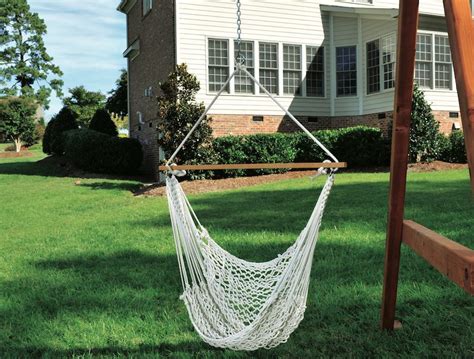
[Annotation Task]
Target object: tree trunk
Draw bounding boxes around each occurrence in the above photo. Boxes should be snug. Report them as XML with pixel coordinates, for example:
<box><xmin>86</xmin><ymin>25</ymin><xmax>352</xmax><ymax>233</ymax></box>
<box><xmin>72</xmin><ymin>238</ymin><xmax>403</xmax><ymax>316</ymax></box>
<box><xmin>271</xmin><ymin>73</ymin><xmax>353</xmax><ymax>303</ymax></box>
<box><xmin>14</xmin><ymin>138</ymin><xmax>22</xmax><ymax>153</ymax></box>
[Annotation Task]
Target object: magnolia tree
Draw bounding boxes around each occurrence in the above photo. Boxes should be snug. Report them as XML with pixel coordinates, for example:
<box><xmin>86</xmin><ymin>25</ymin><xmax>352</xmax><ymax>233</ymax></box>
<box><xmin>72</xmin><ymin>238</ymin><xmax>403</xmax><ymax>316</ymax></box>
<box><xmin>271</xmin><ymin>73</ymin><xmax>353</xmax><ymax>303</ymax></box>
<box><xmin>0</xmin><ymin>97</ymin><xmax>37</xmax><ymax>152</ymax></box>
<box><xmin>157</xmin><ymin>64</ymin><xmax>215</xmax><ymax>168</ymax></box>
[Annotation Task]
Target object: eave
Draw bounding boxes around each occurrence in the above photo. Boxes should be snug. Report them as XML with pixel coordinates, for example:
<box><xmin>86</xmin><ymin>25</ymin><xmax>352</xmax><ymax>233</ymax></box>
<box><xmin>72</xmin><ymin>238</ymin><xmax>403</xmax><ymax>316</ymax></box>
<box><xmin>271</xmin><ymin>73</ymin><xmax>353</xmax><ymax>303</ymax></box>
<box><xmin>117</xmin><ymin>0</ymin><xmax>137</xmax><ymax>14</ymax></box>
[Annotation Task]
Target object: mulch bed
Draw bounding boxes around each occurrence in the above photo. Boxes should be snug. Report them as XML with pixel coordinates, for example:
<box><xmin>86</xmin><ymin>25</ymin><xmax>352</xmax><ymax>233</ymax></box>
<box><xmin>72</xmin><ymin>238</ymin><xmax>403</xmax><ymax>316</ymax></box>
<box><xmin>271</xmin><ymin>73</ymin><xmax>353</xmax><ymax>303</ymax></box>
<box><xmin>136</xmin><ymin>161</ymin><xmax>469</xmax><ymax>197</ymax></box>
<box><xmin>0</xmin><ymin>151</ymin><xmax>33</xmax><ymax>159</ymax></box>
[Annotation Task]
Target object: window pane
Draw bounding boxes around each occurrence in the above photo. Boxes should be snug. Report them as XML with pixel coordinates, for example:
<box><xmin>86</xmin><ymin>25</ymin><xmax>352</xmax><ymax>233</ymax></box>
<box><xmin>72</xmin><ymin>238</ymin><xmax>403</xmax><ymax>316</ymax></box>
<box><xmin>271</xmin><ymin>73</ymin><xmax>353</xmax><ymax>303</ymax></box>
<box><xmin>208</xmin><ymin>39</ymin><xmax>229</xmax><ymax>92</ymax></box>
<box><xmin>235</xmin><ymin>69</ymin><xmax>254</xmax><ymax>94</ymax></box>
<box><xmin>435</xmin><ymin>63</ymin><xmax>452</xmax><ymax>89</ymax></box>
<box><xmin>415</xmin><ymin>62</ymin><xmax>432</xmax><ymax>88</ymax></box>
<box><xmin>283</xmin><ymin>71</ymin><xmax>301</xmax><ymax>95</ymax></box>
<box><xmin>416</xmin><ymin>33</ymin><xmax>432</xmax><ymax>61</ymax></box>
<box><xmin>336</xmin><ymin>46</ymin><xmax>357</xmax><ymax>96</ymax></box>
<box><xmin>260</xmin><ymin>69</ymin><xmax>278</xmax><ymax>94</ymax></box>
<box><xmin>259</xmin><ymin>43</ymin><xmax>278</xmax><ymax>94</ymax></box>
<box><xmin>435</xmin><ymin>35</ymin><xmax>451</xmax><ymax>63</ymax></box>
<box><xmin>306</xmin><ymin>46</ymin><xmax>324</xmax><ymax>97</ymax></box>
<box><xmin>283</xmin><ymin>44</ymin><xmax>301</xmax><ymax>95</ymax></box>
<box><xmin>234</xmin><ymin>41</ymin><xmax>254</xmax><ymax>94</ymax></box>
<box><xmin>367</xmin><ymin>40</ymin><xmax>380</xmax><ymax>94</ymax></box>
<box><xmin>208</xmin><ymin>39</ymin><xmax>228</xmax><ymax>66</ymax></box>
<box><xmin>208</xmin><ymin>67</ymin><xmax>229</xmax><ymax>92</ymax></box>
<box><xmin>382</xmin><ymin>34</ymin><xmax>396</xmax><ymax>89</ymax></box>
<box><xmin>259</xmin><ymin>43</ymin><xmax>278</xmax><ymax>69</ymax></box>
<box><xmin>234</xmin><ymin>40</ymin><xmax>254</xmax><ymax>68</ymax></box>
<box><xmin>283</xmin><ymin>44</ymin><xmax>301</xmax><ymax>71</ymax></box>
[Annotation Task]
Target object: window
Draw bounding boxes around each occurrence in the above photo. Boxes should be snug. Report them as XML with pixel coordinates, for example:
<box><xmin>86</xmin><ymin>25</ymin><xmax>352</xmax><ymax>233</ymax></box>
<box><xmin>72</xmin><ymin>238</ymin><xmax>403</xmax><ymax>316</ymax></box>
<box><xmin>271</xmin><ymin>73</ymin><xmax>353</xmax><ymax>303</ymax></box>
<box><xmin>367</xmin><ymin>40</ymin><xmax>380</xmax><ymax>94</ymax></box>
<box><xmin>283</xmin><ymin>44</ymin><xmax>302</xmax><ymax>95</ymax></box>
<box><xmin>306</xmin><ymin>46</ymin><xmax>325</xmax><ymax>97</ymax></box>
<box><xmin>382</xmin><ymin>34</ymin><xmax>396</xmax><ymax>89</ymax></box>
<box><xmin>435</xmin><ymin>35</ymin><xmax>452</xmax><ymax>90</ymax></box>
<box><xmin>259</xmin><ymin>42</ymin><xmax>278</xmax><ymax>94</ymax></box>
<box><xmin>415</xmin><ymin>33</ymin><xmax>453</xmax><ymax>90</ymax></box>
<box><xmin>415</xmin><ymin>33</ymin><xmax>432</xmax><ymax>88</ymax></box>
<box><xmin>208</xmin><ymin>39</ymin><xmax>229</xmax><ymax>92</ymax></box>
<box><xmin>336</xmin><ymin>46</ymin><xmax>357</xmax><ymax>97</ymax></box>
<box><xmin>234</xmin><ymin>41</ymin><xmax>254</xmax><ymax>94</ymax></box>
<box><xmin>143</xmin><ymin>0</ymin><xmax>152</xmax><ymax>16</ymax></box>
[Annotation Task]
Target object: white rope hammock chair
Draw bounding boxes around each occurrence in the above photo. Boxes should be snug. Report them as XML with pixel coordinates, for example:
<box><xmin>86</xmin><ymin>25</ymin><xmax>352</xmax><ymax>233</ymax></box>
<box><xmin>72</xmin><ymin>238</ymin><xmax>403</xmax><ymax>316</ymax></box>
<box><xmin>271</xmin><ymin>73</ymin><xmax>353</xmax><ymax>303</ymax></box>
<box><xmin>162</xmin><ymin>1</ymin><xmax>342</xmax><ymax>350</ymax></box>
<box><xmin>163</xmin><ymin>63</ymin><xmax>341</xmax><ymax>351</ymax></box>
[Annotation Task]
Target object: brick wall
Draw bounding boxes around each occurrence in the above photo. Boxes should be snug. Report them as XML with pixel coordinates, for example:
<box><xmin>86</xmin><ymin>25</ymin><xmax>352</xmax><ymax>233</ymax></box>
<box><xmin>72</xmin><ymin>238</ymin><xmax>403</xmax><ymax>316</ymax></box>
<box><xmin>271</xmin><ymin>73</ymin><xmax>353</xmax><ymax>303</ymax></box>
<box><xmin>210</xmin><ymin>113</ymin><xmax>394</xmax><ymax>137</ymax></box>
<box><xmin>126</xmin><ymin>0</ymin><xmax>175</xmax><ymax>180</ymax></box>
<box><xmin>209</xmin><ymin>110</ymin><xmax>461</xmax><ymax>138</ymax></box>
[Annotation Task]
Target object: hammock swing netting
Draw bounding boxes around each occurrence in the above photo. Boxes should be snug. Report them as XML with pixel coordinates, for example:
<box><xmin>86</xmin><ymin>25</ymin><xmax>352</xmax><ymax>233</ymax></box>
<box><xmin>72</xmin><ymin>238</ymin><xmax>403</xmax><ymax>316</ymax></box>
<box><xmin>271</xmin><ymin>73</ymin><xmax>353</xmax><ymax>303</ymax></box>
<box><xmin>163</xmin><ymin>0</ymin><xmax>343</xmax><ymax>351</ymax></box>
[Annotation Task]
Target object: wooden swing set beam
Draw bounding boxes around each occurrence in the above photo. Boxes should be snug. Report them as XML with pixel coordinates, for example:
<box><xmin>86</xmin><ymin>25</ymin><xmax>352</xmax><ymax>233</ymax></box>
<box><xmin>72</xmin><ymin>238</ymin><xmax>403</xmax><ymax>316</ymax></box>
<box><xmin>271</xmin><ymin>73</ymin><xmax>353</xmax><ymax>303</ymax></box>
<box><xmin>382</xmin><ymin>0</ymin><xmax>474</xmax><ymax>330</ymax></box>
<box><xmin>159</xmin><ymin>162</ymin><xmax>347</xmax><ymax>171</ymax></box>
<box><xmin>402</xmin><ymin>220</ymin><xmax>474</xmax><ymax>295</ymax></box>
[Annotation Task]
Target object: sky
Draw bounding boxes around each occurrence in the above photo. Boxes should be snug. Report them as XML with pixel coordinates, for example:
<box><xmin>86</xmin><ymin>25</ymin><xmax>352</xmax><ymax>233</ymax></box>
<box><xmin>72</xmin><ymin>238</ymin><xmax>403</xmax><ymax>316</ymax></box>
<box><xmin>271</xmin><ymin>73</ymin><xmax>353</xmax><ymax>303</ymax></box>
<box><xmin>28</xmin><ymin>0</ymin><xmax>127</xmax><ymax>120</ymax></box>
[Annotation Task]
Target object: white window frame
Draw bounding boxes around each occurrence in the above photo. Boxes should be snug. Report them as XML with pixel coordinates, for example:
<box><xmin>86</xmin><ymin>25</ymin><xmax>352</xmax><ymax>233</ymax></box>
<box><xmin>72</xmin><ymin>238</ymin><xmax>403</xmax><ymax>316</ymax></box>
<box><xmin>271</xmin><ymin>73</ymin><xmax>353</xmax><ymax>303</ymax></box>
<box><xmin>283</xmin><ymin>44</ymin><xmax>303</xmax><ymax>96</ymax></box>
<box><xmin>259</xmin><ymin>42</ymin><xmax>279</xmax><ymax>95</ymax></box>
<box><xmin>207</xmin><ymin>38</ymin><xmax>230</xmax><ymax>93</ymax></box>
<box><xmin>234</xmin><ymin>40</ymin><xmax>255</xmax><ymax>94</ymax></box>
<box><xmin>306</xmin><ymin>45</ymin><xmax>326</xmax><ymax>98</ymax></box>
<box><xmin>204</xmin><ymin>37</ymin><xmax>327</xmax><ymax>99</ymax></box>
<box><xmin>415</xmin><ymin>30</ymin><xmax>455</xmax><ymax>92</ymax></box>
<box><xmin>365</xmin><ymin>33</ymin><xmax>397</xmax><ymax>96</ymax></box>
<box><xmin>336</xmin><ymin>45</ymin><xmax>358</xmax><ymax>97</ymax></box>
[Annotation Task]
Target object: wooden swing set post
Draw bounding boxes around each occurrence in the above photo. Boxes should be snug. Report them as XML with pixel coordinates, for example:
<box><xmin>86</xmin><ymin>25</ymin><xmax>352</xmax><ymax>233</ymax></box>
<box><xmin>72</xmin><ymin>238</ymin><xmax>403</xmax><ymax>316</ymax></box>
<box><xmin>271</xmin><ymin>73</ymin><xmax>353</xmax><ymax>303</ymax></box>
<box><xmin>382</xmin><ymin>0</ymin><xmax>474</xmax><ymax>330</ymax></box>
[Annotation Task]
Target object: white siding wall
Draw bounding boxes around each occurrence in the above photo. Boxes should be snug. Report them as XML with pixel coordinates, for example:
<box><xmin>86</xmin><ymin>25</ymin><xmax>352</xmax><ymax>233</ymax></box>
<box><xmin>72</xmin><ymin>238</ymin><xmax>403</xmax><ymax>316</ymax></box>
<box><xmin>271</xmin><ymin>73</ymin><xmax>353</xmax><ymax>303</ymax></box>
<box><xmin>340</xmin><ymin>0</ymin><xmax>446</xmax><ymax>15</ymax></box>
<box><xmin>177</xmin><ymin>0</ymin><xmax>331</xmax><ymax>116</ymax></box>
<box><xmin>177</xmin><ymin>0</ymin><xmax>459</xmax><ymax>118</ymax></box>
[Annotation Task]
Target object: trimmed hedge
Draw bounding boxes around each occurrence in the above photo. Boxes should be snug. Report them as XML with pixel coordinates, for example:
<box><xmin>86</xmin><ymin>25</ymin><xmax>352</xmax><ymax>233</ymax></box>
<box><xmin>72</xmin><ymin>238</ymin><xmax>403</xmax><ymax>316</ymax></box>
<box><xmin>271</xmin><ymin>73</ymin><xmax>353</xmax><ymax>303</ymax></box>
<box><xmin>43</xmin><ymin>107</ymin><xmax>78</xmax><ymax>155</ymax></box>
<box><xmin>213</xmin><ymin>126</ymin><xmax>390</xmax><ymax>178</ymax></box>
<box><xmin>213</xmin><ymin>133</ymin><xmax>299</xmax><ymax>177</ymax></box>
<box><xmin>63</xmin><ymin>129</ymin><xmax>143</xmax><ymax>175</ymax></box>
<box><xmin>439</xmin><ymin>131</ymin><xmax>467</xmax><ymax>164</ymax></box>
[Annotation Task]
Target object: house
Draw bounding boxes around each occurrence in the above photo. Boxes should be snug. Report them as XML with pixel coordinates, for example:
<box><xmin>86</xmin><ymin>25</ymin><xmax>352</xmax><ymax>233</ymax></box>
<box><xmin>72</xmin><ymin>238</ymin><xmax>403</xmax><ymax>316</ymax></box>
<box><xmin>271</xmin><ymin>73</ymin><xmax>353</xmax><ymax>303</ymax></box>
<box><xmin>117</xmin><ymin>0</ymin><xmax>471</xmax><ymax>179</ymax></box>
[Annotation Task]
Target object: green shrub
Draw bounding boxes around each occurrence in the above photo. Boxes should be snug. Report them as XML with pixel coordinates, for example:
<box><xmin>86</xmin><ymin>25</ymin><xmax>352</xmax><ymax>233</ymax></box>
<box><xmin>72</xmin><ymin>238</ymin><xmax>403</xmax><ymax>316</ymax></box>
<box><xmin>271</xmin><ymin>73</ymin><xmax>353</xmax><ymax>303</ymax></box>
<box><xmin>439</xmin><ymin>131</ymin><xmax>467</xmax><ymax>164</ymax></box>
<box><xmin>64</xmin><ymin>129</ymin><xmax>143</xmax><ymax>174</ymax></box>
<box><xmin>293</xmin><ymin>126</ymin><xmax>389</xmax><ymax>166</ymax></box>
<box><xmin>409</xmin><ymin>85</ymin><xmax>442</xmax><ymax>162</ymax></box>
<box><xmin>89</xmin><ymin>108</ymin><xmax>118</xmax><ymax>136</ymax></box>
<box><xmin>448</xmin><ymin>131</ymin><xmax>467</xmax><ymax>163</ymax></box>
<box><xmin>214</xmin><ymin>133</ymin><xmax>298</xmax><ymax>177</ymax></box>
<box><xmin>43</xmin><ymin>107</ymin><xmax>78</xmax><ymax>155</ymax></box>
<box><xmin>212</xmin><ymin>126</ymin><xmax>390</xmax><ymax>178</ymax></box>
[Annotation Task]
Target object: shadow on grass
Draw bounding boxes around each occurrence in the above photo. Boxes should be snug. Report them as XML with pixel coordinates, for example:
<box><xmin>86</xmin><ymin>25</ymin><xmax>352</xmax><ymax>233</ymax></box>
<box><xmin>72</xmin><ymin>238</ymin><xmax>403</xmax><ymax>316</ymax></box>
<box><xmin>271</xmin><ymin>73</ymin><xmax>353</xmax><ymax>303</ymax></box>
<box><xmin>0</xmin><ymin>156</ymin><xmax>151</xmax><ymax>182</ymax></box>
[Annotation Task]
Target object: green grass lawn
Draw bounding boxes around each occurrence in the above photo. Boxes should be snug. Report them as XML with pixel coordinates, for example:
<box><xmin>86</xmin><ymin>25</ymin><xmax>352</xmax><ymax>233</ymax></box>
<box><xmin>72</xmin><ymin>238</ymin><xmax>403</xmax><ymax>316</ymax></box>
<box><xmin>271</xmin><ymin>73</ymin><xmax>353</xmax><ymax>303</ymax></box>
<box><xmin>0</xmin><ymin>151</ymin><xmax>473</xmax><ymax>358</ymax></box>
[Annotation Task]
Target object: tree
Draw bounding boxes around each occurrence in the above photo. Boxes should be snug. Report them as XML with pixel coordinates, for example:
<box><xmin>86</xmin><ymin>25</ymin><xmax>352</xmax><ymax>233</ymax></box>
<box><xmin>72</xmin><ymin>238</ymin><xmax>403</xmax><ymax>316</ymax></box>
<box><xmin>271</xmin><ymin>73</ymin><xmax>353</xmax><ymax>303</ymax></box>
<box><xmin>0</xmin><ymin>0</ymin><xmax>63</xmax><ymax>108</ymax></box>
<box><xmin>42</xmin><ymin>106</ymin><xmax>78</xmax><ymax>155</ymax></box>
<box><xmin>0</xmin><ymin>97</ymin><xmax>37</xmax><ymax>152</ymax></box>
<box><xmin>409</xmin><ymin>84</ymin><xmax>443</xmax><ymax>162</ymax></box>
<box><xmin>157</xmin><ymin>64</ymin><xmax>215</xmax><ymax>174</ymax></box>
<box><xmin>89</xmin><ymin>108</ymin><xmax>118</xmax><ymax>136</ymax></box>
<box><xmin>106</xmin><ymin>69</ymin><xmax>128</xmax><ymax>119</ymax></box>
<box><xmin>63</xmin><ymin>86</ymin><xmax>106</xmax><ymax>127</ymax></box>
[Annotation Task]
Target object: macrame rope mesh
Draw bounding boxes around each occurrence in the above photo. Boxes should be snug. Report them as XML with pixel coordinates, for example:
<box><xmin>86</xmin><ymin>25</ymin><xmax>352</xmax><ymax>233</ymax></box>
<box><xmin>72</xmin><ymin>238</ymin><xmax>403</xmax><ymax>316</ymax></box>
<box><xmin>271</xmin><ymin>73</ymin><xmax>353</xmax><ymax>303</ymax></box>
<box><xmin>166</xmin><ymin>173</ymin><xmax>335</xmax><ymax>351</ymax></box>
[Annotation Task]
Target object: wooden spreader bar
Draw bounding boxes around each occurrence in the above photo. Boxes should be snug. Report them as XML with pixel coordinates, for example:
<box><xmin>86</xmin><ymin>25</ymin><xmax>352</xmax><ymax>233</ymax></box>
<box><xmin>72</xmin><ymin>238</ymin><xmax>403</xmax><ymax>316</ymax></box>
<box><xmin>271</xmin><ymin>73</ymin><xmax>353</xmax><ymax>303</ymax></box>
<box><xmin>402</xmin><ymin>220</ymin><xmax>474</xmax><ymax>295</ymax></box>
<box><xmin>159</xmin><ymin>162</ymin><xmax>347</xmax><ymax>171</ymax></box>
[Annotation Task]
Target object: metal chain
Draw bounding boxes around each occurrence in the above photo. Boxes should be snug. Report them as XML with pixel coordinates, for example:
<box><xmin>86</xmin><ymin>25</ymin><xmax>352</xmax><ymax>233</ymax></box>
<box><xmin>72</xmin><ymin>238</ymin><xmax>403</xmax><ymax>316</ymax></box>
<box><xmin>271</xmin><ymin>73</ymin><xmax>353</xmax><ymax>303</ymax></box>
<box><xmin>236</xmin><ymin>0</ymin><xmax>245</xmax><ymax>65</ymax></box>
